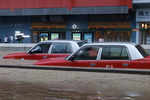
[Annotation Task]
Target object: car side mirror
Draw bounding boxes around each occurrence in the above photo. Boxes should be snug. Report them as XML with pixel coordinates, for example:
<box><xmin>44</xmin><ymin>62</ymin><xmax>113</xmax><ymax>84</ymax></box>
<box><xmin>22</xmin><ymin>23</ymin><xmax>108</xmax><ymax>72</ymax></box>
<box><xmin>68</xmin><ymin>56</ymin><xmax>75</xmax><ymax>62</ymax></box>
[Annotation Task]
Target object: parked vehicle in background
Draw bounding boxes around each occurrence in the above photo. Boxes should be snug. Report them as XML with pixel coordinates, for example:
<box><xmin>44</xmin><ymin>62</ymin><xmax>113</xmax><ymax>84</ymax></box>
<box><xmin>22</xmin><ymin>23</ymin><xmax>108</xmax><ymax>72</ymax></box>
<box><xmin>3</xmin><ymin>40</ymin><xmax>87</xmax><ymax>60</ymax></box>
<box><xmin>35</xmin><ymin>42</ymin><xmax>150</xmax><ymax>69</ymax></box>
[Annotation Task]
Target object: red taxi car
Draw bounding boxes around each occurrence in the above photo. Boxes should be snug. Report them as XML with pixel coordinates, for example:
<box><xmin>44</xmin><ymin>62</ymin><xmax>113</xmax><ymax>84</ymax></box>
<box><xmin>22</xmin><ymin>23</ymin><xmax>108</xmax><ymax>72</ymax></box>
<box><xmin>3</xmin><ymin>40</ymin><xmax>86</xmax><ymax>60</ymax></box>
<box><xmin>35</xmin><ymin>43</ymin><xmax>150</xmax><ymax>69</ymax></box>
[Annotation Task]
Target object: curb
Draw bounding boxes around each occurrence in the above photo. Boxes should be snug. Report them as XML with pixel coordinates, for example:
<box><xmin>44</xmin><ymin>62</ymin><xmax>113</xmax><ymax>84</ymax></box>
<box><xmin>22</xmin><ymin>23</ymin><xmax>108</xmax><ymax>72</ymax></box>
<box><xmin>0</xmin><ymin>65</ymin><xmax>150</xmax><ymax>75</ymax></box>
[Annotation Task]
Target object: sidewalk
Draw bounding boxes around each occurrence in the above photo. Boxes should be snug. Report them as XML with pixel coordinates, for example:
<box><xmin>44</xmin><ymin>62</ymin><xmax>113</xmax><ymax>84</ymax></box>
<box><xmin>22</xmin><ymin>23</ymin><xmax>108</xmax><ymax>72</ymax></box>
<box><xmin>0</xmin><ymin>43</ymin><xmax>35</xmax><ymax>51</ymax></box>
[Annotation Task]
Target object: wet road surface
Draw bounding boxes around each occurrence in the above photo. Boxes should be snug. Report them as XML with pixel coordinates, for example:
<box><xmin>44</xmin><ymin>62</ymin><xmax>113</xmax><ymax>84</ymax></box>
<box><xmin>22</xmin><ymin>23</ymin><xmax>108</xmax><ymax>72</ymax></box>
<box><xmin>0</xmin><ymin>50</ymin><xmax>150</xmax><ymax>100</ymax></box>
<box><xmin>0</xmin><ymin>68</ymin><xmax>150</xmax><ymax>100</ymax></box>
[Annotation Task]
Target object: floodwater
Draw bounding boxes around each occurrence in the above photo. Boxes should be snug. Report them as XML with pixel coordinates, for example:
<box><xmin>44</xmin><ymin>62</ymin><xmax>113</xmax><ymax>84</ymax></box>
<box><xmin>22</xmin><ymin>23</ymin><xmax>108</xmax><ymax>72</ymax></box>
<box><xmin>0</xmin><ymin>68</ymin><xmax>150</xmax><ymax>100</ymax></box>
<box><xmin>0</xmin><ymin>50</ymin><xmax>150</xmax><ymax>100</ymax></box>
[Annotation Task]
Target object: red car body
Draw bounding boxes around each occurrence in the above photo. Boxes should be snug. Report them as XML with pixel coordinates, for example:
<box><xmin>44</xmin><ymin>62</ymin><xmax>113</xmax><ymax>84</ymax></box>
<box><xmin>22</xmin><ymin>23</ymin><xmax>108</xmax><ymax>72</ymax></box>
<box><xmin>34</xmin><ymin>43</ymin><xmax>150</xmax><ymax>69</ymax></box>
<box><xmin>3</xmin><ymin>52</ymin><xmax>69</xmax><ymax>60</ymax></box>
<box><xmin>35</xmin><ymin>58</ymin><xmax>150</xmax><ymax>69</ymax></box>
<box><xmin>3</xmin><ymin>40</ymin><xmax>85</xmax><ymax>60</ymax></box>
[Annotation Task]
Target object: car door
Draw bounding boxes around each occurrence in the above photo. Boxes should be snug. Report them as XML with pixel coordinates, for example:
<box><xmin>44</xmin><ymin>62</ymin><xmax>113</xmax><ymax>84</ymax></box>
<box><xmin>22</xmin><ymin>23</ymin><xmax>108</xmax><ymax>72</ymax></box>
<box><xmin>26</xmin><ymin>43</ymin><xmax>51</xmax><ymax>60</ymax></box>
<box><xmin>67</xmin><ymin>46</ymin><xmax>102</xmax><ymax>67</ymax></box>
<box><xmin>48</xmin><ymin>43</ymin><xmax>73</xmax><ymax>58</ymax></box>
<box><xmin>97</xmin><ymin>46</ymin><xmax>131</xmax><ymax>68</ymax></box>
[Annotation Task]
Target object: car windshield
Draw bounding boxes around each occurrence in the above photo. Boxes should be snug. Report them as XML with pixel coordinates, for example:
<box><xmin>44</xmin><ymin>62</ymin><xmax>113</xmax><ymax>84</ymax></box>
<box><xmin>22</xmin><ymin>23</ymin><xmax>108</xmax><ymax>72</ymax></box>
<box><xmin>135</xmin><ymin>45</ymin><xmax>149</xmax><ymax>57</ymax></box>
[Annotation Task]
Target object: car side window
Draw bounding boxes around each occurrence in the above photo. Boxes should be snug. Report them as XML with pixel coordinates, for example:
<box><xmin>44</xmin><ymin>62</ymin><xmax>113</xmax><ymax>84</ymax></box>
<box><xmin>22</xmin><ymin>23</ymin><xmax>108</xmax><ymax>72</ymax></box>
<box><xmin>72</xmin><ymin>46</ymin><xmax>99</xmax><ymax>60</ymax></box>
<box><xmin>51</xmin><ymin>43</ymin><xmax>72</xmax><ymax>54</ymax></box>
<box><xmin>40</xmin><ymin>44</ymin><xmax>51</xmax><ymax>53</ymax></box>
<box><xmin>30</xmin><ymin>44</ymin><xmax>51</xmax><ymax>54</ymax></box>
<box><xmin>101</xmin><ymin>46</ymin><xmax>129</xmax><ymax>60</ymax></box>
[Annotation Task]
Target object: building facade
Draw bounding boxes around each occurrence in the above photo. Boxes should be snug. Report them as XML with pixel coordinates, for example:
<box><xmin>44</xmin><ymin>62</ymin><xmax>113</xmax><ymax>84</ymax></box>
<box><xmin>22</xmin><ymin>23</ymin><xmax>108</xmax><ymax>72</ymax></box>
<box><xmin>133</xmin><ymin>0</ymin><xmax>150</xmax><ymax>44</ymax></box>
<box><xmin>0</xmin><ymin>0</ymin><xmax>133</xmax><ymax>43</ymax></box>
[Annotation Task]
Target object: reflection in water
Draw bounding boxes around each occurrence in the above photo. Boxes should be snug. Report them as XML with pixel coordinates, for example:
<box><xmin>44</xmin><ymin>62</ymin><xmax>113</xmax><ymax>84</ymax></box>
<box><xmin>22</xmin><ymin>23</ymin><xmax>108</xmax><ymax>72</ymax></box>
<box><xmin>125</xmin><ymin>92</ymin><xmax>141</xmax><ymax>97</ymax></box>
<box><xmin>122</xmin><ymin>97</ymin><xmax>134</xmax><ymax>100</ymax></box>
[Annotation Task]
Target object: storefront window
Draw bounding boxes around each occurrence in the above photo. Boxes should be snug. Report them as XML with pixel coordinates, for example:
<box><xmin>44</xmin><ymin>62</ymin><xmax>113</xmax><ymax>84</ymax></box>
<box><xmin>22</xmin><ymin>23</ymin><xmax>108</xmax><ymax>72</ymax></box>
<box><xmin>51</xmin><ymin>33</ymin><xmax>59</xmax><ymax>40</ymax></box>
<box><xmin>141</xmin><ymin>30</ymin><xmax>150</xmax><ymax>44</ymax></box>
<box><xmin>84</xmin><ymin>33</ymin><xmax>93</xmax><ymax>43</ymax></box>
<box><xmin>140</xmin><ymin>23</ymin><xmax>150</xmax><ymax>44</ymax></box>
<box><xmin>103</xmin><ymin>31</ymin><xmax>131</xmax><ymax>42</ymax></box>
<box><xmin>72</xmin><ymin>33</ymin><xmax>81</xmax><ymax>40</ymax></box>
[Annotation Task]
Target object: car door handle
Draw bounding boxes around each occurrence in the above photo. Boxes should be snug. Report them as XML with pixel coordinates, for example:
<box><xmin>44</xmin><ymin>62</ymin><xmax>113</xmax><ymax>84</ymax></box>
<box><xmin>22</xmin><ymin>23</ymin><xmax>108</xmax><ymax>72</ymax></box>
<box><xmin>90</xmin><ymin>63</ymin><xmax>96</xmax><ymax>67</ymax></box>
<box><xmin>43</xmin><ymin>56</ymin><xmax>48</xmax><ymax>59</ymax></box>
<box><xmin>122</xmin><ymin>63</ymin><xmax>129</xmax><ymax>67</ymax></box>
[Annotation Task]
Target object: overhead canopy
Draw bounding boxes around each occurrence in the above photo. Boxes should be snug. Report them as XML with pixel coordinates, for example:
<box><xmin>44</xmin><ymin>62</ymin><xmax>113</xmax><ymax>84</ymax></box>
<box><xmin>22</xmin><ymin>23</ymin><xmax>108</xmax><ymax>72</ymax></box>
<box><xmin>0</xmin><ymin>0</ymin><xmax>132</xmax><ymax>16</ymax></box>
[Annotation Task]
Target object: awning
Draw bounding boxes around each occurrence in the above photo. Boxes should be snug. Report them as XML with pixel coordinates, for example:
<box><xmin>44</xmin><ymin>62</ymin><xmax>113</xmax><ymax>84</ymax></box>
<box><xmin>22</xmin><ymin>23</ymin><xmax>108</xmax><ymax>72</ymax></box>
<box><xmin>0</xmin><ymin>6</ymin><xmax>129</xmax><ymax>16</ymax></box>
<box><xmin>31</xmin><ymin>28</ymin><xmax>132</xmax><ymax>32</ymax></box>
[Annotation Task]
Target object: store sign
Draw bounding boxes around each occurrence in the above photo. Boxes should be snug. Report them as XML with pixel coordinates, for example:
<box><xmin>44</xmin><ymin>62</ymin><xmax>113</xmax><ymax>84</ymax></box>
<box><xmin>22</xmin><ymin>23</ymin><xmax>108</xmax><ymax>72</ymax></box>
<box><xmin>133</xmin><ymin>0</ymin><xmax>150</xmax><ymax>3</ymax></box>
<box><xmin>132</xmin><ymin>28</ymin><xmax>139</xmax><ymax>32</ymax></box>
<box><xmin>15</xmin><ymin>31</ymin><xmax>30</xmax><ymax>39</ymax></box>
<box><xmin>136</xmin><ymin>9</ymin><xmax>150</xmax><ymax>22</ymax></box>
<box><xmin>72</xmin><ymin>24</ymin><xmax>78</xmax><ymax>29</ymax></box>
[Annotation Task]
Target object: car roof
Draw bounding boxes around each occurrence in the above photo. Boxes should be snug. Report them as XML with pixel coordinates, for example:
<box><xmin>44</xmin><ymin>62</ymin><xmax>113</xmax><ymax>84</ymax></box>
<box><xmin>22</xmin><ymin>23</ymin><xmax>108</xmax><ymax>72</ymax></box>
<box><xmin>27</xmin><ymin>40</ymin><xmax>81</xmax><ymax>53</ymax></box>
<box><xmin>83</xmin><ymin>42</ymin><xmax>136</xmax><ymax>47</ymax></box>
<box><xmin>39</xmin><ymin>40</ymin><xmax>88</xmax><ymax>47</ymax></box>
<box><xmin>40</xmin><ymin>40</ymin><xmax>88</xmax><ymax>44</ymax></box>
<box><xmin>79</xmin><ymin>42</ymin><xmax>144</xmax><ymax>60</ymax></box>
<box><xmin>40</xmin><ymin>40</ymin><xmax>76</xmax><ymax>43</ymax></box>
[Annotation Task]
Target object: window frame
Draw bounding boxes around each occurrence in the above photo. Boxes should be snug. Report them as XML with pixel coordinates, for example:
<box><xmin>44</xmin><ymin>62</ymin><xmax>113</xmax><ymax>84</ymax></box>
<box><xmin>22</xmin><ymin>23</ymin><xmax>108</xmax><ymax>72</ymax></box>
<box><xmin>49</xmin><ymin>42</ymin><xmax>73</xmax><ymax>54</ymax></box>
<box><xmin>100</xmin><ymin>45</ymin><xmax>131</xmax><ymax>60</ymax></box>
<box><xmin>28</xmin><ymin>43</ymin><xmax>51</xmax><ymax>54</ymax></box>
<box><xmin>68</xmin><ymin>45</ymin><xmax>102</xmax><ymax>61</ymax></box>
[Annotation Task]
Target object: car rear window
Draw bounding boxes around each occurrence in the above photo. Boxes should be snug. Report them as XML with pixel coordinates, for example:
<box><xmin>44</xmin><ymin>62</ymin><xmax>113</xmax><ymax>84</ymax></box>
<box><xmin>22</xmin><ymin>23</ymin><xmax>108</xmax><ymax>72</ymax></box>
<box><xmin>76</xmin><ymin>41</ymin><xmax>88</xmax><ymax>47</ymax></box>
<box><xmin>135</xmin><ymin>45</ymin><xmax>149</xmax><ymax>57</ymax></box>
<box><xmin>101</xmin><ymin>46</ymin><xmax>129</xmax><ymax>60</ymax></box>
